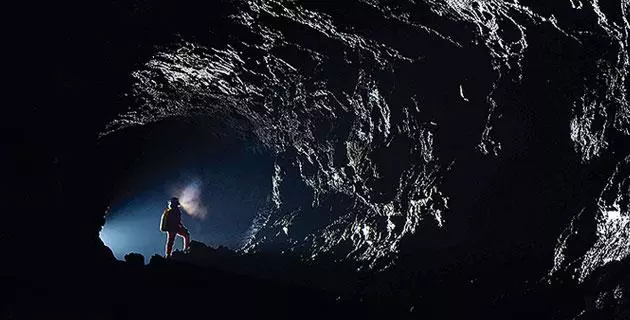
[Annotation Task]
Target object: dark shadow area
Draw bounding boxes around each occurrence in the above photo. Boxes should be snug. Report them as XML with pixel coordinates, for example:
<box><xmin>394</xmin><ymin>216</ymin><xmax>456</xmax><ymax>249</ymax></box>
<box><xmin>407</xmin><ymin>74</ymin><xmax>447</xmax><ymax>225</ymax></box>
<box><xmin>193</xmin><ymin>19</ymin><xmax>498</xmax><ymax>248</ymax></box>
<box><xmin>2</xmin><ymin>240</ymin><xmax>628</xmax><ymax>320</ymax></box>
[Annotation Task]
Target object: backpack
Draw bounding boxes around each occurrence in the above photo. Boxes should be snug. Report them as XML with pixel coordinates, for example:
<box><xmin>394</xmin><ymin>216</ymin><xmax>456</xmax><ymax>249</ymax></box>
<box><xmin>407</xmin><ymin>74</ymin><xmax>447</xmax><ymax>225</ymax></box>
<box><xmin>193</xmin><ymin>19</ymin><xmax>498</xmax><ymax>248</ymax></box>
<box><xmin>160</xmin><ymin>208</ymin><xmax>181</xmax><ymax>232</ymax></box>
<box><xmin>160</xmin><ymin>209</ymin><xmax>170</xmax><ymax>232</ymax></box>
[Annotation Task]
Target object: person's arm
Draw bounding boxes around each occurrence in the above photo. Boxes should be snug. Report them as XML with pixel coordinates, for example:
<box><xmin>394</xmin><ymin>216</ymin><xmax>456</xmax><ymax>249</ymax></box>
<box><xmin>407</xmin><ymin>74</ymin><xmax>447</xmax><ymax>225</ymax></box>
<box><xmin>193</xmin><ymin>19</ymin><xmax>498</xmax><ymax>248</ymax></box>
<box><xmin>177</xmin><ymin>209</ymin><xmax>185</xmax><ymax>227</ymax></box>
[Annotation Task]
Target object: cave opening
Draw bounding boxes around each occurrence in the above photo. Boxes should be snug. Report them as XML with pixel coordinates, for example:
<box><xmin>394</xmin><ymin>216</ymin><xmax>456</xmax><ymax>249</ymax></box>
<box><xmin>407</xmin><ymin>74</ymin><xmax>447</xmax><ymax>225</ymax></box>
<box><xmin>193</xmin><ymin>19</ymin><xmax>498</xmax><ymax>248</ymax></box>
<box><xmin>96</xmin><ymin>115</ymin><xmax>274</xmax><ymax>260</ymax></box>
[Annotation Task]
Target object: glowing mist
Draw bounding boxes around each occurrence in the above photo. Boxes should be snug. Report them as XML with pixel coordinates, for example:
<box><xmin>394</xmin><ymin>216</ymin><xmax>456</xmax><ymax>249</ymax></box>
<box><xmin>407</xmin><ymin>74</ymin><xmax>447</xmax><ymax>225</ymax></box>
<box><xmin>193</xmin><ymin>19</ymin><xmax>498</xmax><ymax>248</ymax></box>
<box><xmin>178</xmin><ymin>179</ymin><xmax>208</xmax><ymax>219</ymax></box>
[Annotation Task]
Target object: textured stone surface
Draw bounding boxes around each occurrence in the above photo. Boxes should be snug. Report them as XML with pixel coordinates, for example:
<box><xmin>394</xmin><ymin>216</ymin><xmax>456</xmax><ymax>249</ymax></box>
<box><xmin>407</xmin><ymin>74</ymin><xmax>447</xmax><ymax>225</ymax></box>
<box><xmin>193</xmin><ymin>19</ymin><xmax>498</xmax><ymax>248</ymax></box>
<box><xmin>98</xmin><ymin>1</ymin><xmax>629</xmax><ymax>275</ymax></box>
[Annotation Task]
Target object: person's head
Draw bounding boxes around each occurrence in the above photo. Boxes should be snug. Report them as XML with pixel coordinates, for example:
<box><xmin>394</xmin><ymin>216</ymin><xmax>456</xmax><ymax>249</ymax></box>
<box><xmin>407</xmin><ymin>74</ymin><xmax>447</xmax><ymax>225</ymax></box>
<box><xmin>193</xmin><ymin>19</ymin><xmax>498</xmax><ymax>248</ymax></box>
<box><xmin>168</xmin><ymin>197</ymin><xmax>180</xmax><ymax>209</ymax></box>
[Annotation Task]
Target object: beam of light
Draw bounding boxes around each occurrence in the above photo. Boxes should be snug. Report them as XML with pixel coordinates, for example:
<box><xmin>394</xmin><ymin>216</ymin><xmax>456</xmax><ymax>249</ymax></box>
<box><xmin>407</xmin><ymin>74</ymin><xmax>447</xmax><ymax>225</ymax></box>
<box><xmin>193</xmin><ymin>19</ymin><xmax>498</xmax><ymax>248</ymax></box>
<box><xmin>178</xmin><ymin>179</ymin><xmax>208</xmax><ymax>219</ymax></box>
<box><xmin>99</xmin><ymin>199</ymin><xmax>170</xmax><ymax>260</ymax></box>
<box><xmin>99</xmin><ymin>217</ymin><xmax>161</xmax><ymax>261</ymax></box>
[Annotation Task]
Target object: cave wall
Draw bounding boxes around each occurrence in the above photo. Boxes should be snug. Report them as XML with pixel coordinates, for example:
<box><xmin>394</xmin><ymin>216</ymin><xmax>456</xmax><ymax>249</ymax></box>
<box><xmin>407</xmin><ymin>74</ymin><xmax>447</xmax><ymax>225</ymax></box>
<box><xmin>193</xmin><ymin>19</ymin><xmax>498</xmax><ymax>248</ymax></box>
<box><xmin>9</xmin><ymin>1</ymin><xmax>629</xmax><ymax>290</ymax></box>
<box><xmin>98</xmin><ymin>0</ymin><xmax>629</xmax><ymax>278</ymax></box>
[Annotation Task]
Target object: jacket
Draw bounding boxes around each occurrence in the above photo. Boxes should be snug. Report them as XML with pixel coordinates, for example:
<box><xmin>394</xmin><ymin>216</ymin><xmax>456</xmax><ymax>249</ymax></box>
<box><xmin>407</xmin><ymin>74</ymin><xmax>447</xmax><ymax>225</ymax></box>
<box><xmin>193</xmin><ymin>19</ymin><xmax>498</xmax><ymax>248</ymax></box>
<box><xmin>160</xmin><ymin>207</ymin><xmax>182</xmax><ymax>232</ymax></box>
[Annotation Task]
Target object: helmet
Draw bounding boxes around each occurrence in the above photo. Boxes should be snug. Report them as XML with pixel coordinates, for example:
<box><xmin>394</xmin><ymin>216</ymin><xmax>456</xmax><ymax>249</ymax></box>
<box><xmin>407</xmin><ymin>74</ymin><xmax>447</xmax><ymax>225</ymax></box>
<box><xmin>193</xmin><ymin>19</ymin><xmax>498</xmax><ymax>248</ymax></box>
<box><xmin>168</xmin><ymin>197</ymin><xmax>180</xmax><ymax>207</ymax></box>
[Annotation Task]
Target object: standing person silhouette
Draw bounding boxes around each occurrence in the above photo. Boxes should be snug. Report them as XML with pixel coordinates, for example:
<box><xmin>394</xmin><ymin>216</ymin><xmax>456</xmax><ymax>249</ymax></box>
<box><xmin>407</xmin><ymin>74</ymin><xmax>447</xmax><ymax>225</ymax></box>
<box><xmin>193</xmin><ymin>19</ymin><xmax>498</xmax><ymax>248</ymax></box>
<box><xmin>160</xmin><ymin>197</ymin><xmax>191</xmax><ymax>258</ymax></box>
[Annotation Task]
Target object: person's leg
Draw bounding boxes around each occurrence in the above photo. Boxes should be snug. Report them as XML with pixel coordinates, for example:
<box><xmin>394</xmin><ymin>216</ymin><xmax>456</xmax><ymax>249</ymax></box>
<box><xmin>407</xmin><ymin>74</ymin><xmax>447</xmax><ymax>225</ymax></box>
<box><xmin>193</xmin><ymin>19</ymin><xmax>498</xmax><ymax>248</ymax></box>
<box><xmin>165</xmin><ymin>231</ymin><xmax>176</xmax><ymax>257</ymax></box>
<box><xmin>176</xmin><ymin>226</ymin><xmax>191</xmax><ymax>251</ymax></box>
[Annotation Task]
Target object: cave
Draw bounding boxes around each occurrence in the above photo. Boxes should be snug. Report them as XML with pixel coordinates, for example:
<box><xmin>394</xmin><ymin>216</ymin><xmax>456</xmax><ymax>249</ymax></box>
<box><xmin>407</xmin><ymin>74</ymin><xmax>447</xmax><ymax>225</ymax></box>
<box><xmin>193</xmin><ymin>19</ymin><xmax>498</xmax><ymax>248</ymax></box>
<box><xmin>97</xmin><ymin>116</ymin><xmax>274</xmax><ymax>259</ymax></box>
<box><xmin>7</xmin><ymin>0</ymin><xmax>630</xmax><ymax>319</ymax></box>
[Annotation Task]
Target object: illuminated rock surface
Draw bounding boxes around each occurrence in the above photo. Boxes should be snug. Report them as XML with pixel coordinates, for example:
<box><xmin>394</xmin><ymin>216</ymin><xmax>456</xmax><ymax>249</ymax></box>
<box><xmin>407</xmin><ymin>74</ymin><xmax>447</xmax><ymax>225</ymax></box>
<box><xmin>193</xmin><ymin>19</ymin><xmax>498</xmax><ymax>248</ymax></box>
<box><xmin>100</xmin><ymin>0</ymin><xmax>629</xmax><ymax>276</ymax></box>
